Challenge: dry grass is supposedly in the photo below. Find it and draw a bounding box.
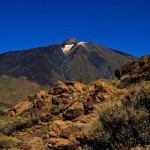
[0,75,43,108]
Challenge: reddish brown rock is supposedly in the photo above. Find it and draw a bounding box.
[36,90,49,99]
[8,101,32,116]
[115,56,150,83]
[48,120,85,149]
[63,102,84,120]
[19,136,46,150]
[53,81,69,95]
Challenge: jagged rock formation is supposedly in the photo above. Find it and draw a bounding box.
[5,80,124,149]
[0,39,135,86]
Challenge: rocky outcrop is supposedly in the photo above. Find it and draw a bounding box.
[115,55,150,83]
[48,120,84,149]
[63,102,84,120]
[6,79,125,149]
[8,101,33,116]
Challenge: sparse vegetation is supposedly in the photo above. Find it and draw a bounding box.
[0,117,39,136]
[75,97,85,103]
[0,133,19,149]
[0,75,43,108]
[27,94,37,102]
[0,108,6,116]
[83,81,150,149]
[50,105,60,115]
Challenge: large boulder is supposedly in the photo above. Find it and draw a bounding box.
[63,102,84,120]
[48,120,85,149]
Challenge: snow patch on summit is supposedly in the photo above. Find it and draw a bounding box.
[62,44,74,54]
[62,42,87,55]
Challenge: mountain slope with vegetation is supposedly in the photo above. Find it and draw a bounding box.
[0,75,43,109]
[0,56,149,149]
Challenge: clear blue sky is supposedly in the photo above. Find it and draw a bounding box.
[0,0,150,57]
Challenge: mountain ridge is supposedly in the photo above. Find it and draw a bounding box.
[0,39,135,86]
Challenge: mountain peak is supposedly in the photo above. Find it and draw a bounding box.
[61,38,80,45]
[60,38,80,55]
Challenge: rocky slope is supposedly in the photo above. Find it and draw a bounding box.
[4,80,126,149]
[0,56,149,149]
[115,55,150,87]
[0,38,135,86]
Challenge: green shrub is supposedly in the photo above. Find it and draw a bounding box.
[27,94,37,102]
[50,105,60,115]
[0,108,5,116]
[83,120,110,143]
[0,133,19,149]
[2,117,39,135]
[82,81,150,149]
[75,97,85,103]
